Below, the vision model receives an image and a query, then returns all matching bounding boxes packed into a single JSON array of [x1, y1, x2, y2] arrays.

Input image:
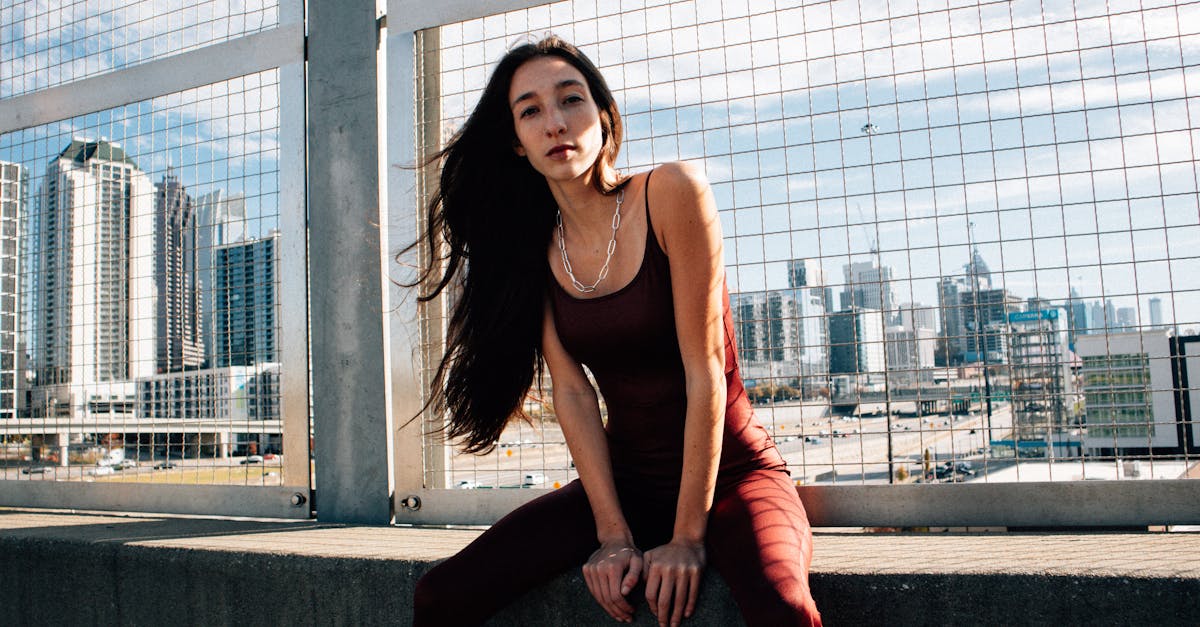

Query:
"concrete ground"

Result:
[[2, 508, 1198, 625]]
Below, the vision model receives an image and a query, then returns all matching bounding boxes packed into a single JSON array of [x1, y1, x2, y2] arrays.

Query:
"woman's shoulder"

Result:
[[644, 161, 716, 229], [647, 161, 709, 195]]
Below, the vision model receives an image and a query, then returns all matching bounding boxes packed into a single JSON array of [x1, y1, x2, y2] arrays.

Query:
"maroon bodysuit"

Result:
[[548, 177, 786, 495], [414, 171, 822, 627]]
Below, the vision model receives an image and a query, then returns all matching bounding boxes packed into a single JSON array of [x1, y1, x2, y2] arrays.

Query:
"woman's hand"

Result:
[[583, 539, 644, 623], [642, 539, 706, 627]]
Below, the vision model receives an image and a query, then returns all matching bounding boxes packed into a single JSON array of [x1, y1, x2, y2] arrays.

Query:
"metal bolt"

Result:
[[401, 495, 422, 511], [291, 492, 307, 506]]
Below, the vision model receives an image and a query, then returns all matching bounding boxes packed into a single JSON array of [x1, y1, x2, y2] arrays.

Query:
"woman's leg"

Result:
[[413, 480, 598, 627], [706, 469, 822, 627]]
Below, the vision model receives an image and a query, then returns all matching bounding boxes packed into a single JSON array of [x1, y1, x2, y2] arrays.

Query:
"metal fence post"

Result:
[[308, 0, 394, 524]]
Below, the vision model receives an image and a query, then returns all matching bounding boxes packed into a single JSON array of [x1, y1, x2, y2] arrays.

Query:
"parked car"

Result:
[[116, 459, 137, 470], [240, 455, 264, 465], [456, 480, 478, 489], [90, 466, 115, 476], [20, 466, 48, 475], [521, 473, 546, 487], [152, 461, 177, 470]]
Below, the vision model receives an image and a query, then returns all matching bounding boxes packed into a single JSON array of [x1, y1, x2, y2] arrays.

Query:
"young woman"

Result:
[[410, 36, 822, 627]]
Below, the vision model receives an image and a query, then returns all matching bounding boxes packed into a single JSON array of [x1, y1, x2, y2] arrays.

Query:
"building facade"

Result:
[[154, 170, 203, 373], [196, 189, 247, 366], [214, 232, 279, 367], [0, 161, 23, 419], [1007, 309, 1075, 443], [1078, 330, 1177, 455], [30, 139, 156, 418]]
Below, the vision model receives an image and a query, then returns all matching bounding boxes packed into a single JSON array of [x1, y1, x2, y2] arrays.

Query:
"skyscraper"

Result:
[[154, 170, 203, 373], [732, 259, 829, 396], [829, 307, 884, 377], [196, 190, 247, 365], [938, 275, 968, 364], [0, 161, 24, 419], [1149, 297, 1163, 328], [840, 259, 894, 314], [30, 139, 155, 417], [214, 232, 279, 367]]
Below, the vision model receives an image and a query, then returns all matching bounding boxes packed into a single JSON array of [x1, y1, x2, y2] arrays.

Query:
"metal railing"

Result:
[[386, 0, 1200, 527], [0, 0, 309, 519], [2, 0, 1198, 527]]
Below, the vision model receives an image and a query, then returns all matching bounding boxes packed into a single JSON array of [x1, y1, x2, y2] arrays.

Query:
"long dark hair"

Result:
[[404, 36, 623, 454]]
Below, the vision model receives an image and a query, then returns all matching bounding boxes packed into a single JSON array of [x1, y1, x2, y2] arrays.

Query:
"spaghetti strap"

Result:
[[644, 169, 655, 232]]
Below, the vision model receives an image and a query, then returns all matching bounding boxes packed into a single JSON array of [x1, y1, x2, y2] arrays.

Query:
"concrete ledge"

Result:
[[3, 509, 1199, 626]]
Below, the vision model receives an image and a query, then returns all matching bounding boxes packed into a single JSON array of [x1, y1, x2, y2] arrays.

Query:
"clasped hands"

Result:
[[582, 538, 706, 626]]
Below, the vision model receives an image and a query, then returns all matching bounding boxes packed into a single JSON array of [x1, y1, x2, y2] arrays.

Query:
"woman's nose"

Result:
[[545, 109, 566, 136]]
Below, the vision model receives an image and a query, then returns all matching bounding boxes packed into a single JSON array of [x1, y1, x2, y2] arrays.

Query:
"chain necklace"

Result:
[[556, 189, 625, 294]]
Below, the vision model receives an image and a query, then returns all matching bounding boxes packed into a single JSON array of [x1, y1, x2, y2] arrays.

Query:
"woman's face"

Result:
[[508, 55, 605, 185]]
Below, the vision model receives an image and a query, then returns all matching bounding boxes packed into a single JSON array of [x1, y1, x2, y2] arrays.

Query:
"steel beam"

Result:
[[307, 0, 394, 524]]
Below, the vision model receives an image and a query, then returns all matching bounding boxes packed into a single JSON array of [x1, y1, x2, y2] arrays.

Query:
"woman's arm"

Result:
[[642, 162, 727, 627], [541, 298, 643, 622]]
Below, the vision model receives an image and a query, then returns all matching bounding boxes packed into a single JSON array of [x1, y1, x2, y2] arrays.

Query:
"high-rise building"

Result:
[[885, 326, 937, 385], [1105, 299, 1118, 332], [196, 190, 246, 365], [214, 232, 279, 367], [154, 170, 203, 373], [960, 288, 1022, 363], [840, 259, 894, 314], [30, 139, 156, 418], [829, 307, 884, 377], [1067, 287, 1089, 345], [938, 275, 968, 363], [896, 302, 937, 333], [1007, 309, 1074, 444], [0, 161, 24, 419], [1116, 306, 1137, 331], [1149, 297, 1163, 328], [732, 259, 828, 396], [1090, 301, 1106, 334]]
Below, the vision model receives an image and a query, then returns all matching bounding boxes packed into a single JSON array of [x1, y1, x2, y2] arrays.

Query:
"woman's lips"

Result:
[[547, 144, 573, 158]]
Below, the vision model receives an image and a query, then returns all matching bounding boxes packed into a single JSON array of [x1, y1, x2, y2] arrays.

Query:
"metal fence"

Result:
[[0, 0, 308, 518], [388, 0, 1200, 527], [2, 0, 1198, 527]]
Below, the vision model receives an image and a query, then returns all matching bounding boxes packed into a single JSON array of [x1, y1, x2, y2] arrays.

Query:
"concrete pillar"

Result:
[[307, 0, 393, 523], [219, 431, 232, 458], [57, 431, 69, 467]]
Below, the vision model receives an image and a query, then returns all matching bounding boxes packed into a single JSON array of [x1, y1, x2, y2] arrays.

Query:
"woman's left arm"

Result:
[[641, 161, 727, 627]]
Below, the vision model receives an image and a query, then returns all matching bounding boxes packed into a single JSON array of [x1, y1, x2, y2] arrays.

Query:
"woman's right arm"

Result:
[[541, 298, 642, 623]]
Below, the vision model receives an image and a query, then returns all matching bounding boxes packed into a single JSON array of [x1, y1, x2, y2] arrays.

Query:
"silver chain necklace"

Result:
[[556, 189, 624, 294]]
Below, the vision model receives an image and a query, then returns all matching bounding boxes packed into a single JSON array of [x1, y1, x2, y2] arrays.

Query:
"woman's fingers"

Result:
[[606, 560, 635, 617], [644, 562, 661, 618], [684, 566, 701, 618], [585, 545, 638, 622], [621, 552, 643, 596], [670, 569, 689, 627], [654, 570, 673, 627]]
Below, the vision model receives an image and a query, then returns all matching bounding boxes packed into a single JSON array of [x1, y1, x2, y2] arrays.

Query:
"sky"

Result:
[[435, 0, 1200, 329], [1, 0, 1199, 332]]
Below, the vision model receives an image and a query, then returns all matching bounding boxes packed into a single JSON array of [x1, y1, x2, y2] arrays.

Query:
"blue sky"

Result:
[[2, 0, 1198, 331], [436, 0, 1200, 329]]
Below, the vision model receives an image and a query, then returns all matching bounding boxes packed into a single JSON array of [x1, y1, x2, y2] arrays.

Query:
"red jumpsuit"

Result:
[[414, 173, 822, 626]]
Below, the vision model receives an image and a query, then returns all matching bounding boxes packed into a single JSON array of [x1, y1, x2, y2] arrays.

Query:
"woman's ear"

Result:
[[513, 140, 527, 157]]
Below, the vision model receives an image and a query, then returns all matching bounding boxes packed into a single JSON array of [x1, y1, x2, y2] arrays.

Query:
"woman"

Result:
[[410, 36, 821, 627]]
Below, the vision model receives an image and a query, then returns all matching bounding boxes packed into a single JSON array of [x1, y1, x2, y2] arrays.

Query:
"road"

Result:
[[442, 404, 1015, 489]]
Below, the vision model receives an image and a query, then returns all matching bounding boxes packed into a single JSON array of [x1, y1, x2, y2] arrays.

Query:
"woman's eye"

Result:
[[520, 106, 538, 118], [564, 94, 584, 104]]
